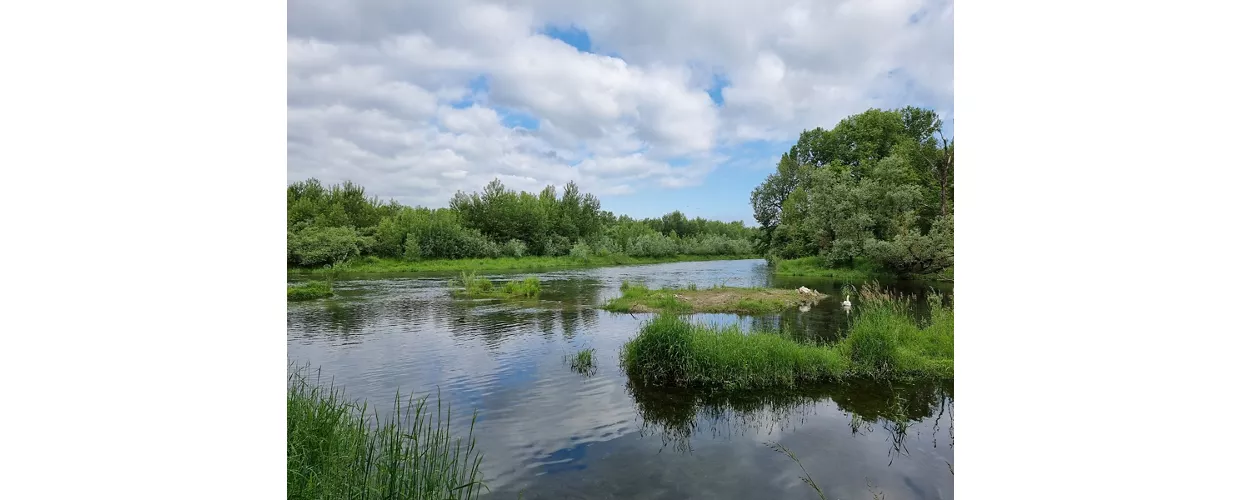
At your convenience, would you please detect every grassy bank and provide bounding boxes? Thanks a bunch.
[287,366,486,499]
[604,281,824,314]
[773,256,953,282]
[450,271,541,299]
[620,285,952,389]
[287,280,333,301]
[290,253,759,276]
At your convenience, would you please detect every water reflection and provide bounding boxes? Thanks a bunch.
[288,260,954,499]
[628,380,953,461]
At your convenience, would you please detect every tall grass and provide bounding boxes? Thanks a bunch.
[288,280,333,301]
[620,283,952,389]
[449,272,540,299]
[287,366,486,499]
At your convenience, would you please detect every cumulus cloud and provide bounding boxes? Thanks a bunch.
[287,0,953,207]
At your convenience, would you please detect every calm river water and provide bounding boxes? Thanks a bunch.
[288,259,954,499]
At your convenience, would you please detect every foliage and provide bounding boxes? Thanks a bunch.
[288,226,366,267]
[287,365,485,499]
[620,284,952,389]
[449,272,541,299]
[751,106,953,277]
[287,281,333,301]
[569,240,592,262]
[290,254,758,276]
[288,178,757,269]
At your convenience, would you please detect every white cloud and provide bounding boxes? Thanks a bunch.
[287,0,953,208]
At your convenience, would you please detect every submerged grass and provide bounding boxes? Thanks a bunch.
[569,348,597,374]
[292,254,758,276]
[288,280,333,301]
[604,281,820,314]
[449,272,541,299]
[620,284,952,389]
[287,365,486,499]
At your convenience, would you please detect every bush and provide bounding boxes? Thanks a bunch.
[628,233,678,258]
[501,239,528,258]
[402,234,422,261]
[541,234,571,257]
[288,226,365,267]
[569,241,592,262]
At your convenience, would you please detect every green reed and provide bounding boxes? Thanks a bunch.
[287,365,486,499]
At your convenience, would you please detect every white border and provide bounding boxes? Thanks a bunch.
[3,1,1240,498]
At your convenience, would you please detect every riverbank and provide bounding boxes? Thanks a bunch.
[620,285,953,389]
[603,282,825,314]
[289,253,760,276]
[287,365,486,499]
[772,256,953,282]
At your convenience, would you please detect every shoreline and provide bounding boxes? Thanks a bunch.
[288,253,762,276]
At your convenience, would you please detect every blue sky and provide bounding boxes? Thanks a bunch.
[287,0,954,225]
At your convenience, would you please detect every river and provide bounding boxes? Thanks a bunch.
[288,258,954,499]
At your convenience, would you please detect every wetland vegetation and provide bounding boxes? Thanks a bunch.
[286,106,955,498]
[287,280,333,301]
[449,272,542,300]
[603,280,825,315]
[286,365,486,500]
[620,284,952,389]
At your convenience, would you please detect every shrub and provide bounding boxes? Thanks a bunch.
[288,226,365,267]
[501,239,528,258]
[628,233,678,258]
[569,241,592,262]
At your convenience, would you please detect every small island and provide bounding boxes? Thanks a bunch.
[602,281,825,314]
[449,271,542,299]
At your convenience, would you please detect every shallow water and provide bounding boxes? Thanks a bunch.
[288,259,954,499]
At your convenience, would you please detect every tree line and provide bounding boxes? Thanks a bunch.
[750,106,954,277]
[288,178,756,268]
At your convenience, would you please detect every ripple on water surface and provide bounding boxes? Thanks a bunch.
[288,259,954,499]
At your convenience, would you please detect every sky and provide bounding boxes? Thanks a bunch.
[287,0,954,225]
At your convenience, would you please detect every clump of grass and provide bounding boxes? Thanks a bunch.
[501,276,541,298]
[288,280,333,301]
[450,272,540,299]
[568,348,597,375]
[620,283,952,389]
[287,365,486,499]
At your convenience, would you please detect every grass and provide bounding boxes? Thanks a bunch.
[619,283,952,389]
[772,256,896,281]
[449,272,541,299]
[773,256,953,282]
[290,254,759,276]
[287,365,486,499]
[769,442,889,500]
[568,348,597,375]
[603,281,823,314]
[288,280,333,301]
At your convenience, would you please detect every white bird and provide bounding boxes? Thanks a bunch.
[842,294,852,307]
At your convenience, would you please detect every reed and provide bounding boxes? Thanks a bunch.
[287,365,486,499]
